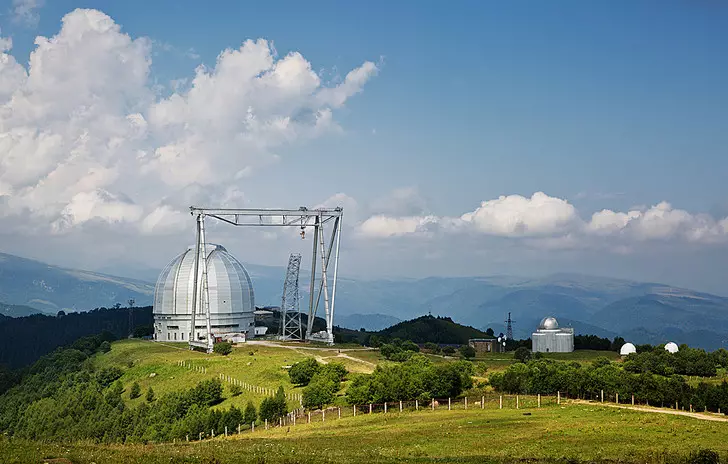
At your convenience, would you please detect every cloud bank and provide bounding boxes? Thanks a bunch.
[357,192,728,248]
[0,9,377,236]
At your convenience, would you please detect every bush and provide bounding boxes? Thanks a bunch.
[96,366,123,388]
[229,383,242,397]
[302,374,337,409]
[129,382,141,399]
[514,347,531,363]
[289,358,321,386]
[213,342,232,356]
[99,341,111,353]
[459,345,476,359]
[441,346,456,356]
[400,340,420,353]
[319,362,347,383]
[259,387,287,422]
[689,449,720,464]
[146,386,155,402]
[244,401,257,424]
[423,342,440,353]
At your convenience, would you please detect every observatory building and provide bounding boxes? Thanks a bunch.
[620,342,637,356]
[664,342,679,353]
[153,244,255,343]
[531,317,574,353]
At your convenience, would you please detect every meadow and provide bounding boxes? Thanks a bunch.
[2,401,727,464]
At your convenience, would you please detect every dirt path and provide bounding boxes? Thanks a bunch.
[247,340,375,352]
[574,400,728,423]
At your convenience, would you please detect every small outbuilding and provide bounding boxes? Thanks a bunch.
[469,338,505,354]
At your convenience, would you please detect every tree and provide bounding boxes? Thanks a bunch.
[259,387,287,421]
[486,327,495,336]
[441,346,456,356]
[129,382,141,399]
[459,345,476,359]
[229,383,242,397]
[213,342,232,356]
[244,401,257,424]
[423,342,440,353]
[96,366,123,388]
[514,347,531,363]
[146,386,155,402]
[99,341,111,353]
[303,375,337,409]
[289,358,321,385]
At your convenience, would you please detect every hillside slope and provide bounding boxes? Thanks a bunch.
[376,315,490,344]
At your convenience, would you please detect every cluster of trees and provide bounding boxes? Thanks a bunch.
[369,315,490,345]
[0,336,285,443]
[623,346,728,377]
[0,306,154,368]
[379,339,421,361]
[489,357,728,413]
[346,354,473,404]
[574,335,626,351]
[421,342,475,359]
[288,358,347,409]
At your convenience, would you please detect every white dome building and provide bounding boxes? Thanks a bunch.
[532,317,574,353]
[664,342,679,353]
[153,244,255,343]
[620,342,637,356]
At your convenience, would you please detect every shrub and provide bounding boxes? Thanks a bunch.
[459,345,476,359]
[213,342,232,356]
[96,366,123,388]
[229,383,242,397]
[441,346,456,356]
[423,342,440,353]
[289,358,321,385]
[302,375,337,409]
[244,401,257,424]
[319,362,347,383]
[129,382,141,399]
[514,347,531,363]
[259,387,287,422]
[99,341,111,353]
[146,386,155,402]
[689,449,720,464]
[400,340,420,353]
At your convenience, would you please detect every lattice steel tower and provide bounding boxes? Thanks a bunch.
[279,253,303,341]
[505,312,515,340]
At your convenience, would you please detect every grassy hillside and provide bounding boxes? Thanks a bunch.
[3,404,727,463]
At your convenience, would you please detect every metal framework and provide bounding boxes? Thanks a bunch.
[505,312,515,340]
[188,206,343,351]
[279,253,303,341]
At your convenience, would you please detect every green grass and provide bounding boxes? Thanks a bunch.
[2,403,727,463]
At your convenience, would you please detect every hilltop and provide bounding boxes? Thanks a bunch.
[375,314,491,344]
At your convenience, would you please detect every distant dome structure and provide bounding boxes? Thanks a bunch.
[532,316,574,353]
[664,342,679,353]
[619,342,637,356]
[153,244,255,343]
[539,317,560,330]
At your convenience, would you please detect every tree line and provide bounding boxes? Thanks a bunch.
[0,335,289,443]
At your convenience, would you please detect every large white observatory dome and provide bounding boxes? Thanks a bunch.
[664,342,679,353]
[153,244,255,342]
[619,343,637,356]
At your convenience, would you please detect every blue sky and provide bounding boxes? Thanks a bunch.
[0,1,727,293]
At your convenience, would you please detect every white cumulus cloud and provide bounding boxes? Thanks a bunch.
[0,9,377,236]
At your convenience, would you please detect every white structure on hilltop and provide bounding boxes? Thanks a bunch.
[664,342,679,353]
[532,317,574,353]
[620,342,637,356]
[153,244,255,344]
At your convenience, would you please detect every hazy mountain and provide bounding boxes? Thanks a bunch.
[0,302,46,318]
[2,251,728,349]
[0,252,153,313]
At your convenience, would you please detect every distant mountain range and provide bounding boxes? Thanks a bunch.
[1,251,727,350]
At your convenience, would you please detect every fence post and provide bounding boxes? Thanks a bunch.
[632,394,634,406]
[616,393,619,404]
[465,397,468,410]
[212,429,215,438]
[279,417,282,427]
[557,391,560,405]
[516,395,519,409]
[482,396,484,409]
[690,404,693,413]
[225,426,228,437]
[308,412,311,423]
[601,390,604,403]
[416,399,419,411]
[448,398,451,410]
[432,398,435,411]
[338,407,341,419]
[676,401,678,410]
[186,435,189,442]
[238,424,241,434]
[385,402,388,413]
[538,394,541,408]
[199,432,202,441]
[252,422,255,432]
[354,405,357,417]
[369,403,373,414]
[265,419,268,430]
[293,414,296,426]
[400,400,403,412]
[323,409,326,422]
[499,395,503,409]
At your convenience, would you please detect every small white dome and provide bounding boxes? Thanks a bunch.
[538,317,559,330]
[619,342,637,356]
[664,342,679,353]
